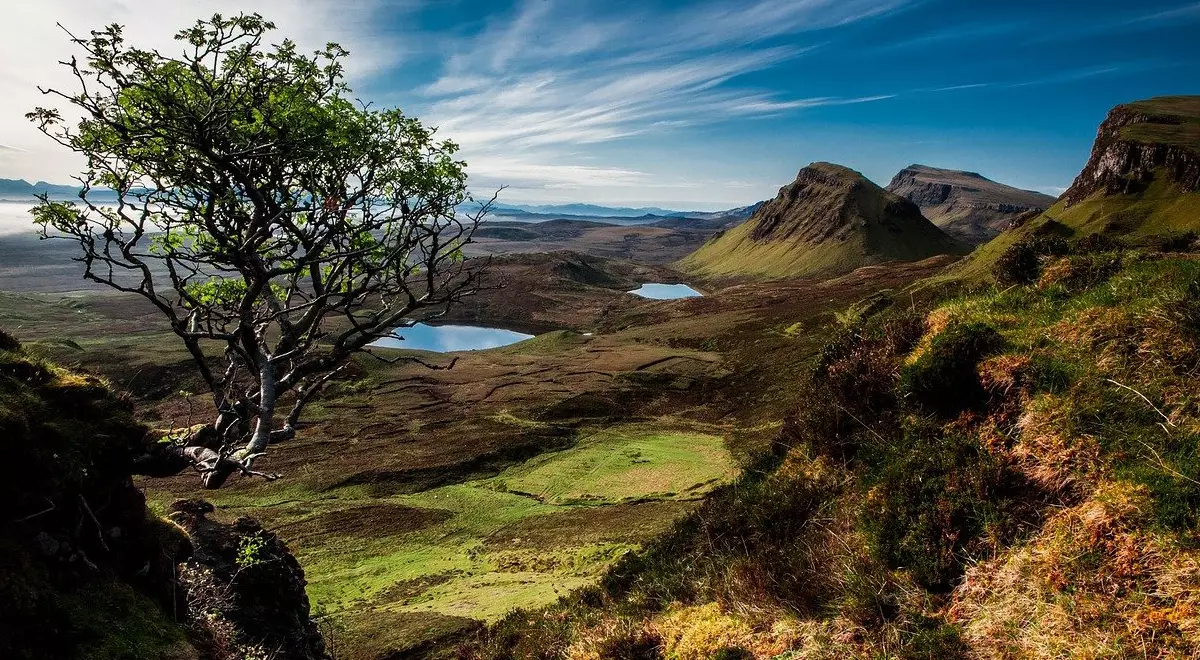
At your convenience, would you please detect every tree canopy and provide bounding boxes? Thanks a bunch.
[29,13,493,487]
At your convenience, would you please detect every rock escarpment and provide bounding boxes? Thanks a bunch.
[886,165,1056,244]
[1062,96,1200,205]
[682,162,967,278]
[171,499,328,660]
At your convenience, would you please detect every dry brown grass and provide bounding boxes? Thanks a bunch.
[952,481,1200,659]
[1036,257,1075,290]
[1011,393,1101,494]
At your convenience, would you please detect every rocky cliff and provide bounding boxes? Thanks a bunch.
[681,162,967,278]
[886,165,1056,244]
[1062,96,1200,205]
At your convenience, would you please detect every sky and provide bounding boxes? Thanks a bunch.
[1,0,1198,211]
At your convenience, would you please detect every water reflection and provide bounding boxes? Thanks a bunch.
[371,323,533,352]
[628,283,703,300]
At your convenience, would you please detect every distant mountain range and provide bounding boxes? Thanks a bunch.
[0,178,82,198]
[466,200,763,225]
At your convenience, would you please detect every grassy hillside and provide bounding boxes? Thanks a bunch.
[0,334,196,660]
[1120,96,1200,154]
[953,173,1200,282]
[682,163,965,279]
[457,240,1200,659]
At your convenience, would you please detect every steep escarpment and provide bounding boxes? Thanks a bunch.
[1062,96,1200,205]
[887,165,1056,244]
[681,162,967,279]
[0,331,327,660]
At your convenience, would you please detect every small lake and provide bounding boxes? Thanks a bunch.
[628,283,704,300]
[371,323,533,352]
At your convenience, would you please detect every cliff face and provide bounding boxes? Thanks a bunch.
[681,162,966,278]
[1062,96,1200,206]
[887,165,1056,244]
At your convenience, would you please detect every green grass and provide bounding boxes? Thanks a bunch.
[1121,96,1200,153]
[150,423,737,652]
[484,428,736,505]
[950,174,1200,283]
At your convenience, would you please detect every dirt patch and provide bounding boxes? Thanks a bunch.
[279,503,452,540]
[335,609,479,660]
[483,501,694,551]
[376,571,460,603]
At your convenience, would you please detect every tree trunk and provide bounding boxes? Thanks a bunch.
[243,359,278,461]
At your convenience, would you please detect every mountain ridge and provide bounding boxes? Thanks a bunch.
[681,162,968,279]
[886,164,1057,244]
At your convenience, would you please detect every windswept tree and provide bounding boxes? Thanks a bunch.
[28,14,494,488]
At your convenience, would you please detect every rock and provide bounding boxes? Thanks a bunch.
[683,162,968,279]
[171,500,328,660]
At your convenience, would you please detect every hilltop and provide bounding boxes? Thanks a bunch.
[886,164,1056,244]
[958,95,1200,280]
[681,162,967,279]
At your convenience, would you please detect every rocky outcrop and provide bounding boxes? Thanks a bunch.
[747,163,930,244]
[170,499,328,660]
[887,165,1056,244]
[1062,97,1200,206]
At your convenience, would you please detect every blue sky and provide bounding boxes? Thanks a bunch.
[3,0,1199,209]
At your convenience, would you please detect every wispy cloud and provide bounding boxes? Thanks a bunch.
[415,0,910,201]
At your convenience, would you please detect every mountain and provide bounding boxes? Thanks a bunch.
[959,95,1200,279]
[680,162,968,279]
[886,165,1057,244]
[0,178,80,197]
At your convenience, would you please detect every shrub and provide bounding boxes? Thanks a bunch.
[1037,253,1124,292]
[899,322,1003,417]
[994,242,1041,285]
[896,619,969,660]
[995,235,1072,285]
[785,312,924,459]
[0,330,18,353]
[1072,233,1125,254]
[595,627,663,660]
[1151,230,1198,252]
[863,430,1038,591]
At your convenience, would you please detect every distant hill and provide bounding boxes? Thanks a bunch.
[466,200,762,227]
[959,95,1200,279]
[0,178,80,197]
[886,165,1056,244]
[680,162,968,279]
